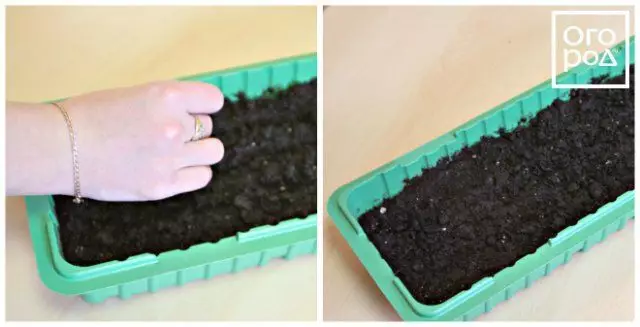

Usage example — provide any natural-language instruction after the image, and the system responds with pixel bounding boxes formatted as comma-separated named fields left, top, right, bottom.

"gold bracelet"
left=52, top=102, right=83, bottom=204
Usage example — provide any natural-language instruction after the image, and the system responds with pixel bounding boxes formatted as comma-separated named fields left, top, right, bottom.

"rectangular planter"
left=327, top=39, right=634, bottom=321
left=25, top=53, right=318, bottom=303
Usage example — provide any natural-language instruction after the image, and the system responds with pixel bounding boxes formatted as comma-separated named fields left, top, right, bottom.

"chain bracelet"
left=52, top=102, right=83, bottom=204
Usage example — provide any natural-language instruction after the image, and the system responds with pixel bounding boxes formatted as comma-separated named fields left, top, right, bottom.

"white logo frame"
left=551, top=10, right=630, bottom=89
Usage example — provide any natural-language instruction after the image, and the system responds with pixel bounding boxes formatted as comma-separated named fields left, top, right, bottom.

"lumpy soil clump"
left=55, top=79, right=317, bottom=266
left=359, top=68, right=634, bottom=305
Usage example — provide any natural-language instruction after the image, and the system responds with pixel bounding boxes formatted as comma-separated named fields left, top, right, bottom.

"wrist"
left=6, top=102, right=75, bottom=196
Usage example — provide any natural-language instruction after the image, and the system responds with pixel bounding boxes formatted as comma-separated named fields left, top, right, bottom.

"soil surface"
left=359, top=68, right=634, bottom=305
left=55, top=79, right=317, bottom=266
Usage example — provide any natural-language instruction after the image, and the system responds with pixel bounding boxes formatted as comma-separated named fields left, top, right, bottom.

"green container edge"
left=25, top=53, right=318, bottom=303
left=327, top=38, right=635, bottom=321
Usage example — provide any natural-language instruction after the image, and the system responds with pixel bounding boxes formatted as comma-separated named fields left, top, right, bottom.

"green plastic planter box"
left=25, top=53, right=318, bottom=303
left=327, top=39, right=634, bottom=321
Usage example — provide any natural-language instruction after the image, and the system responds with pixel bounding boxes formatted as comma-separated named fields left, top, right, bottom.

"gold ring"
left=191, top=116, right=206, bottom=141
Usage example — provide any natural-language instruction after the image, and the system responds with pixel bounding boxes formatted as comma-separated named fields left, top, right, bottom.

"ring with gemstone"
left=191, top=116, right=206, bottom=142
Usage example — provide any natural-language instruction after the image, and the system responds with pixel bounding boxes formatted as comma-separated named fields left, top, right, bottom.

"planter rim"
left=327, top=38, right=635, bottom=321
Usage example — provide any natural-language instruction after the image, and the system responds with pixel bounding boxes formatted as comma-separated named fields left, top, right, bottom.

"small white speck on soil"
left=380, top=207, right=387, bottom=214
left=280, top=186, right=286, bottom=191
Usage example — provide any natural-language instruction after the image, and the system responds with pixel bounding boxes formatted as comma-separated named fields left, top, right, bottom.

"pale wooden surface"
left=6, top=6, right=316, bottom=321
left=323, top=6, right=634, bottom=321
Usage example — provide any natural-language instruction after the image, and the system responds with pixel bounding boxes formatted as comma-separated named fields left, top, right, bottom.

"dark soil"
left=54, top=79, right=317, bottom=266
left=359, top=68, right=634, bottom=305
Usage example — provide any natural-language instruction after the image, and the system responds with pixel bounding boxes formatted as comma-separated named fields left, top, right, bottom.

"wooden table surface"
left=323, top=6, right=634, bottom=321
left=6, top=6, right=317, bottom=321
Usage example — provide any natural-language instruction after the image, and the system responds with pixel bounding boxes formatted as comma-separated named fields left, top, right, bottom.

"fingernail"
left=212, top=138, right=225, bottom=163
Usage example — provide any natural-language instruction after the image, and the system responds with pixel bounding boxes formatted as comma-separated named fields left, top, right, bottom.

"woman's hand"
left=7, top=81, right=225, bottom=201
